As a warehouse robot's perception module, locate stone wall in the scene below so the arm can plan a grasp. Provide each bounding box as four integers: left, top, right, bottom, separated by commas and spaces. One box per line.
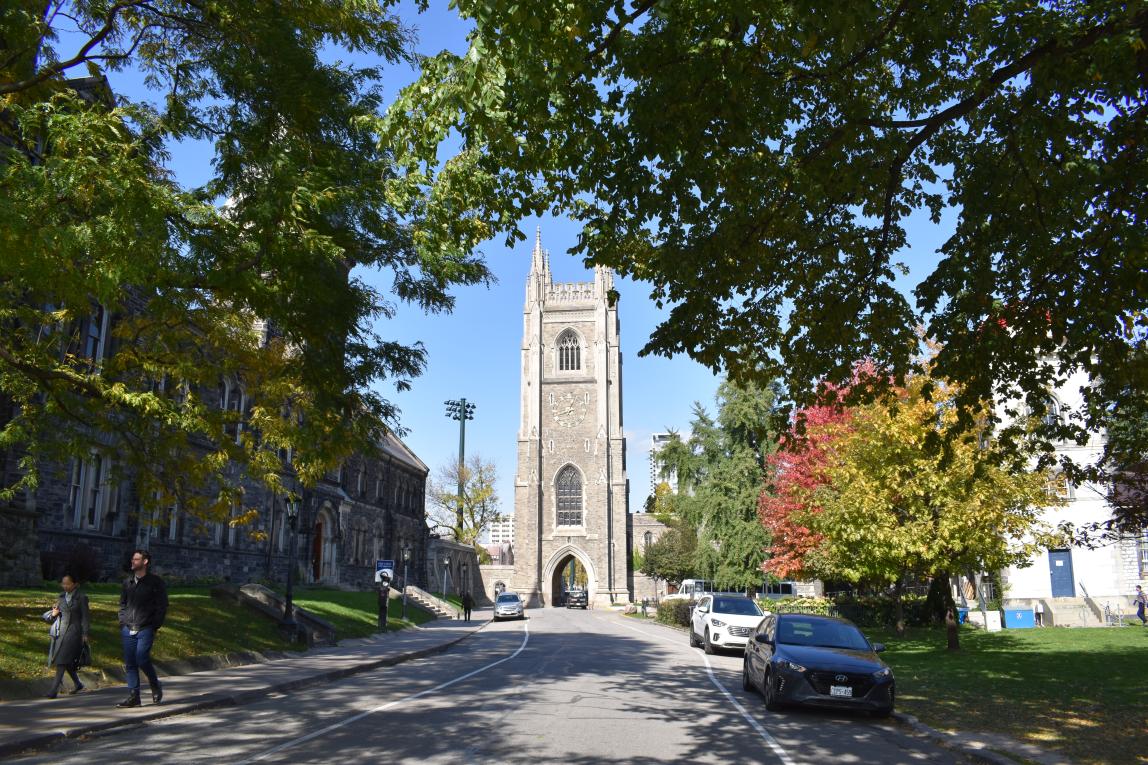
0, 506, 40, 586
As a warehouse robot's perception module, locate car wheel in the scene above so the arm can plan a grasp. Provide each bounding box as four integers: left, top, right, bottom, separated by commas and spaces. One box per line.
703, 628, 716, 655
689, 627, 700, 648
742, 659, 753, 692
873, 705, 894, 719
763, 668, 782, 712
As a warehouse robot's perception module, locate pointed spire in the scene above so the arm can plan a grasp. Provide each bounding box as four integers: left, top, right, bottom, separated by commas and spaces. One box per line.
531, 227, 544, 273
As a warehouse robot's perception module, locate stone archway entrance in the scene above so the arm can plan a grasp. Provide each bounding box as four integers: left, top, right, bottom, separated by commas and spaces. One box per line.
546, 548, 593, 606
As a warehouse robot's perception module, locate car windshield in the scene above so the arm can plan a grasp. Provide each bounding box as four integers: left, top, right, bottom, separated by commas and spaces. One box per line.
714, 597, 763, 616
497, 594, 520, 604
776, 618, 872, 651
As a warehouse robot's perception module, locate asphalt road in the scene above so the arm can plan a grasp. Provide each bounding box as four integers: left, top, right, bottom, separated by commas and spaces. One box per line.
9, 608, 969, 764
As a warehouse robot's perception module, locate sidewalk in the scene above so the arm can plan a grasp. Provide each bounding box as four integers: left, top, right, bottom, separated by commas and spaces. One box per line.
0, 612, 490, 760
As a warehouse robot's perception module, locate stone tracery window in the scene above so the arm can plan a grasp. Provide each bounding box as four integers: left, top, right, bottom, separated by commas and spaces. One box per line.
556, 465, 583, 526
557, 330, 581, 371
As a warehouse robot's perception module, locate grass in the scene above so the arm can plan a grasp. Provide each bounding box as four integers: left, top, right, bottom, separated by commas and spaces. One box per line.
0, 583, 433, 685
864, 624, 1148, 765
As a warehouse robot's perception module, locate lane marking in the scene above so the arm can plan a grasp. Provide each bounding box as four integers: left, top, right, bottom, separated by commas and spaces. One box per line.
612, 616, 796, 765
237, 623, 531, 764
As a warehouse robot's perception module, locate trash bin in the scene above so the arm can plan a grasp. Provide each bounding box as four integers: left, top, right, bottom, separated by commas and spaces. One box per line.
1004, 608, 1035, 629
956, 608, 969, 624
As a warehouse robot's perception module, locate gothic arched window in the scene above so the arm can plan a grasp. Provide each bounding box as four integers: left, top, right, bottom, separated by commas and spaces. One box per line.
643, 531, 653, 551
556, 465, 583, 526
557, 330, 581, 371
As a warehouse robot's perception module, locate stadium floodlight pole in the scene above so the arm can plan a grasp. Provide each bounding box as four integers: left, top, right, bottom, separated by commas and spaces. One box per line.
444, 398, 476, 536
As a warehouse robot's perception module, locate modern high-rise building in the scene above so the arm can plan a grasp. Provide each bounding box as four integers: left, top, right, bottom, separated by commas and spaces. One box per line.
649, 432, 683, 494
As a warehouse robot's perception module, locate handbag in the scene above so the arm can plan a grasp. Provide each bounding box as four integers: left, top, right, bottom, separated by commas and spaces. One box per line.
74, 642, 92, 668
43, 610, 61, 637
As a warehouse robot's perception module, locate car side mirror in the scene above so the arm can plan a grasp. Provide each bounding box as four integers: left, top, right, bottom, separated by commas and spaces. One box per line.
872, 642, 886, 653
755, 634, 773, 645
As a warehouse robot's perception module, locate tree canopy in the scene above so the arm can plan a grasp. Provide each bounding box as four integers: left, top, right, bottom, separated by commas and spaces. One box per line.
388, 0, 1148, 512
427, 454, 503, 548
0, 1, 490, 519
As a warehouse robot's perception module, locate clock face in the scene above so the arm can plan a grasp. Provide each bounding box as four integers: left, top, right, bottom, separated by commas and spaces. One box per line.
550, 391, 590, 428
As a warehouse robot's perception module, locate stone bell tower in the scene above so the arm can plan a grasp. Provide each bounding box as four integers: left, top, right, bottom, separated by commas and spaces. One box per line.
512, 231, 629, 606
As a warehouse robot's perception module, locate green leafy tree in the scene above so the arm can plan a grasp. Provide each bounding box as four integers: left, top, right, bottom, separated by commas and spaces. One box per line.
0, 2, 490, 520
387, 0, 1148, 516
639, 521, 697, 589
427, 455, 502, 549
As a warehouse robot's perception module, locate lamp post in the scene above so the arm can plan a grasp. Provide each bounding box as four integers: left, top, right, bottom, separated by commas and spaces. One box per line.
282, 493, 300, 640
442, 554, 452, 597
443, 398, 476, 535
462, 560, 469, 596
401, 542, 411, 621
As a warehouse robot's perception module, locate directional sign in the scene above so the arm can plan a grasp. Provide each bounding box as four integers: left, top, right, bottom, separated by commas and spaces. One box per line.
375, 559, 395, 584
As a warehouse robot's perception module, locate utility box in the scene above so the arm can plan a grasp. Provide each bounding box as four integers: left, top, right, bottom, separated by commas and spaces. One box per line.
1004, 609, 1035, 629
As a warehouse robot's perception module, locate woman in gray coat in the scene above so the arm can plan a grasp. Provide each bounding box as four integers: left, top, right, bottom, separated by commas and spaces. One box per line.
43, 573, 90, 698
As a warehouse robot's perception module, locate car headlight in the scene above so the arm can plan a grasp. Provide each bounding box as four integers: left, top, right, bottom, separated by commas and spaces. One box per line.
710, 618, 726, 628
777, 659, 806, 673
872, 667, 893, 680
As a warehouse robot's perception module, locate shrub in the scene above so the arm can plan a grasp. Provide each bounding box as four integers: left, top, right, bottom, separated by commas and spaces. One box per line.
655, 599, 692, 627
833, 594, 932, 628
760, 596, 837, 615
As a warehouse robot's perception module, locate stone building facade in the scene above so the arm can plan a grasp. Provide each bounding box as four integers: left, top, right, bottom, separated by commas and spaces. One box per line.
628, 511, 671, 602
512, 232, 630, 607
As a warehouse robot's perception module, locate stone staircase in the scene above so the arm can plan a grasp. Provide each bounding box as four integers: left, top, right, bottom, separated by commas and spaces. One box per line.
404, 585, 461, 620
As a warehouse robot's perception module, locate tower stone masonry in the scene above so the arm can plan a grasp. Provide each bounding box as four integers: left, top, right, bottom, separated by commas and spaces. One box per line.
512, 231, 629, 607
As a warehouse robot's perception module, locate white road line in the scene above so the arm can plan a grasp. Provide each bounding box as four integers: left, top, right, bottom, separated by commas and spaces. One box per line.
237, 623, 531, 764
611, 616, 797, 765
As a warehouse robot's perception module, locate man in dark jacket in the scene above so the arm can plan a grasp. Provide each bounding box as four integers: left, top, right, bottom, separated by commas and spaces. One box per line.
117, 549, 168, 708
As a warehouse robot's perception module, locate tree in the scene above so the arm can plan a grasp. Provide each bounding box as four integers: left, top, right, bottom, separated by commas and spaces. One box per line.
387, 0, 1148, 513
0, 2, 491, 520
427, 455, 502, 548
653, 378, 781, 592
769, 370, 1059, 633
639, 521, 697, 589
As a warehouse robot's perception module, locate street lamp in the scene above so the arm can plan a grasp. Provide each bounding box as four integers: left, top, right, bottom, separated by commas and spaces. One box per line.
282, 493, 300, 641
442, 554, 452, 597
401, 542, 411, 621
443, 398, 476, 535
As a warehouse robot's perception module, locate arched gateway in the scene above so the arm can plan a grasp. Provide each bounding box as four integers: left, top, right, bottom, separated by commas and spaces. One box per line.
511, 232, 630, 607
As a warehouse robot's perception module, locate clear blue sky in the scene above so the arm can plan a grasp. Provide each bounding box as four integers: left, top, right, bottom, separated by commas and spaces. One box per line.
101, 1, 954, 523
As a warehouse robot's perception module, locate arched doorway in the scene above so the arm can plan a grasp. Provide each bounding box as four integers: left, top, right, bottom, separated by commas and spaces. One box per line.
545, 546, 594, 606
311, 505, 338, 583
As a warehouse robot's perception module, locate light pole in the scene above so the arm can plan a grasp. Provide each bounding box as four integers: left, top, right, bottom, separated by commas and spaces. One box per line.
282, 493, 300, 640
442, 554, 452, 597
443, 398, 476, 536
401, 542, 411, 621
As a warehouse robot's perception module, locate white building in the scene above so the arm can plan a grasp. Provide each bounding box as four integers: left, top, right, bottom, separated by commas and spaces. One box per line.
649, 432, 683, 494
480, 515, 515, 546
995, 367, 1147, 624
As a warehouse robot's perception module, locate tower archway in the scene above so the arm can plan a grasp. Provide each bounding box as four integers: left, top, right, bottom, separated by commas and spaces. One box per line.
544, 545, 595, 607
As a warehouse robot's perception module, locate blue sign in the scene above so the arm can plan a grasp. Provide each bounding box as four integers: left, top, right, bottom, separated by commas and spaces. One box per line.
375, 559, 395, 584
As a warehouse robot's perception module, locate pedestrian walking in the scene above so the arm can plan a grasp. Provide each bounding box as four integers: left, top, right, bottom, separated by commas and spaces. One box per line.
1135, 585, 1147, 626
1033, 599, 1044, 627
461, 591, 474, 622
42, 573, 90, 698
377, 576, 391, 633
117, 549, 168, 708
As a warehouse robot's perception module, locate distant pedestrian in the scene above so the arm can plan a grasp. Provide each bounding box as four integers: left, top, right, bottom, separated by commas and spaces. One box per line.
42, 573, 89, 698
117, 549, 168, 708
461, 591, 474, 622
1033, 600, 1044, 627
377, 577, 391, 632
1135, 585, 1147, 626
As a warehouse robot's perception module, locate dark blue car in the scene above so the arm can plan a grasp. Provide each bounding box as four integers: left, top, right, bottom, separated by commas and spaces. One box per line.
742, 613, 894, 717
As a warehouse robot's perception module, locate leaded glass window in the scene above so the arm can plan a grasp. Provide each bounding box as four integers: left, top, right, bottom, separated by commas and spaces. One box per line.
556, 465, 582, 526
558, 330, 581, 371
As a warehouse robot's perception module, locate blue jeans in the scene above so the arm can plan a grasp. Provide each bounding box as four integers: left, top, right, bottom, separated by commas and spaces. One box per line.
121, 626, 159, 692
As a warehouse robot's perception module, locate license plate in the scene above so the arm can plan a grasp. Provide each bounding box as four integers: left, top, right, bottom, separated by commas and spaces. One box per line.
829, 685, 853, 698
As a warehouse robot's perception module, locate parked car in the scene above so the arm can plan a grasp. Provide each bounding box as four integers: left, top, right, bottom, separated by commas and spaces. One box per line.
689, 594, 766, 654
493, 591, 525, 621
742, 613, 894, 717
565, 589, 588, 609
664, 578, 712, 602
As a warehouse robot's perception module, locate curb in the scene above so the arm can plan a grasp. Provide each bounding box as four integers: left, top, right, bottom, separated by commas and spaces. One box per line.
0, 621, 488, 761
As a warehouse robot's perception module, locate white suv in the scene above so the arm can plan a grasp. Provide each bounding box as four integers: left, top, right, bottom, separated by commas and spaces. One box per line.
689, 595, 766, 654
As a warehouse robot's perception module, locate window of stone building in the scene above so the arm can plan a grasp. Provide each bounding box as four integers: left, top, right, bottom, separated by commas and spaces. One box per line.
1044, 472, 1075, 502
557, 329, 581, 372
556, 465, 583, 526
219, 377, 246, 443
68, 452, 113, 530
644, 531, 653, 550
1138, 531, 1148, 578
226, 498, 241, 547
357, 466, 365, 496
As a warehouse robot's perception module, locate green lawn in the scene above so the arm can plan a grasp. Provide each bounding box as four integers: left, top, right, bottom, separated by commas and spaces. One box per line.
865, 624, 1148, 765
0, 584, 432, 685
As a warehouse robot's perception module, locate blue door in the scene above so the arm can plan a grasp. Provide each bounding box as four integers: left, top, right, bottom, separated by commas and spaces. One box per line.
1048, 550, 1075, 597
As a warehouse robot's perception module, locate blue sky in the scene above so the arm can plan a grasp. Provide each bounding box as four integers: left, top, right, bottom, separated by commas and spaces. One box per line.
99, 1, 955, 524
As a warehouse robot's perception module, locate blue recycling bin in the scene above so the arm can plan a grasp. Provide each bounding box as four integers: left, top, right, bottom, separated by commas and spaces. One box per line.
956, 608, 969, 624
1003, 608, 1035, 629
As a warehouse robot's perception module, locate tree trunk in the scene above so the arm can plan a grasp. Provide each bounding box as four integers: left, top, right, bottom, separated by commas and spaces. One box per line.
945, 607, 960, 651
892, 575, 906, 636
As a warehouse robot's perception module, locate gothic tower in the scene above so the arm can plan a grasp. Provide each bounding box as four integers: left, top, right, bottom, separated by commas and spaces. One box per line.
512, 231, 629, 606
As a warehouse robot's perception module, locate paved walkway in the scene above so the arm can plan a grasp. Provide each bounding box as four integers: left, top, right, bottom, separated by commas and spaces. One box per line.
0, 612, 490, 759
